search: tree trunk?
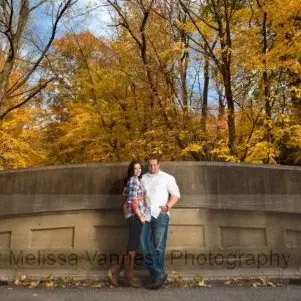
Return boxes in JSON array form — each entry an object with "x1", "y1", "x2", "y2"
[
  {"x1": 0, "y1": 0, "x2": 30, "y2": 107},
  {"x1": 262, "y1": 11, "x2": 271, "y2": 118},
  {"x1": 217, "y1": 85, "x2": 225, "y2": 139},
  {"x1": 222, "y1": 68, "x2": 236, "y2": 155},
  {"x1": 201, "y1": 53, "x2": 209, "y2": 132}
]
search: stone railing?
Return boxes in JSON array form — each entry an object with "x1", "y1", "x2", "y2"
[{"x1": 0, "y1": 162, "x2": 300, "y2": 279}]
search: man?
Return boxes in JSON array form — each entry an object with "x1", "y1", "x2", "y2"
[{"x1": 140, "y1": 157, "x2": 180, "y2": 289}]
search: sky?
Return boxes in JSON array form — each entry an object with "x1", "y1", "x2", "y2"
[
  {"x1": 7, "y1": 0, "x2": 114, "y2": 88},
  {"x1": 59, "y1": 0, "x2": 114, "y2": 38},
  {"x1": 18, "y1": 0, "x2": 217, "y2": 106},
  {"x1": 29, "y1": 0, "x2": 114, "y2": 46},
  {"x1": 78, "y1": 0, "x2": 113, "y2": 37}
]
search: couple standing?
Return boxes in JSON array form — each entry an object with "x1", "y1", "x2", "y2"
[{"x1": 107, "y1": 157, "x2": 180, "y2": 289}]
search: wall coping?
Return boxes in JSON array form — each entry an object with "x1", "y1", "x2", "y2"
[
  {"x1": 0, "y1": 161, "x2": 301, "y2": 175},
  {"x1": 0, "y1": 162, "x2": 300, "y2": 217}
]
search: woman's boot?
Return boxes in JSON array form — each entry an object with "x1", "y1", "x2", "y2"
[
  {"x1": 107, "y1": 254, "x2": 123, "y2": 286},
  {"x1": 124, "y1": 251, "x2": 142, "y2": 288}
]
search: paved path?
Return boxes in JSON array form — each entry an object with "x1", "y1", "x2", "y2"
[{"x1": 1, "y1": 285, "x2": 301, "y2": 301}]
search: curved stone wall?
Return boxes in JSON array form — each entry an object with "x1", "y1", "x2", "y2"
[{"x1": 0, "y1": 162, "x2": 300, "y2": 279}]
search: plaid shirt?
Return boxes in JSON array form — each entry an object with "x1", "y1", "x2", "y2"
[{"x1": 123, "y1": 176, "x2": 150, "y2": 220}]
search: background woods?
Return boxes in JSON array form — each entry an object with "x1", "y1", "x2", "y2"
[{"x1": 0, "y1": 0, "x2": 300, "y2": 169}]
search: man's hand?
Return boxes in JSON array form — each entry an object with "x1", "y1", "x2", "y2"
[{"x1": 160, "y1": 205, "x2": 169, "y2": 213}]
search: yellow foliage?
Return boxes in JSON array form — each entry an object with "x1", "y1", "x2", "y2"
[
  {"x1": 159, "y1": 42, "x2": 186, "y2": 63},
  {"x1": 2, "y1": 0, "x2": 300, "y2": 169},
  {"x1": 210, "y1": 140, "x2": 240, "y2": 163},
  {"x1": 245, "y1": 141, "x2": 279, "y2": 164},
  {"x1": 0, "y1": 108, "x2": 46, "y2": 170}
]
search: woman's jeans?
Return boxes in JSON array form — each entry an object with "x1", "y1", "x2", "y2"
[{"x1": 140, "y1": 213, "x2": 169, "y2": 280}]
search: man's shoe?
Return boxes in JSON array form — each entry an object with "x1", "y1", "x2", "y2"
[
  {"x1": 146, "y1": 277, "x2": 165, "y2": 290},
  {"x1": 163, "y1": 273, "x2": 168, "y2": 283}
]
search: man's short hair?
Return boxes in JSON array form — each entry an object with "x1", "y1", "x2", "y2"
[{"x1": 147, "y1": 156, "x2": 160, "y2": 164}]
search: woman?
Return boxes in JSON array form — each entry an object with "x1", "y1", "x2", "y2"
[{"x1": 107, "y1": 160, "x2": 150, "y2": 288}]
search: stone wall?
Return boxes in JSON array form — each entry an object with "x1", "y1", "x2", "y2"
[{"x1": 0, "y1": 162, "x2": 300, "y2": 275}]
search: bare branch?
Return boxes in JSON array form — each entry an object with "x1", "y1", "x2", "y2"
[
  {"x1": 30, "y1": 0, "x2": 48, "y2": 12},
  {"x1": 0, "y1": 78, "x2": 54, "y2": 121},
  {"x1": 178, "y1": 0, "x2": 219, "y2": 65},
  {"x1": 7, "y1": 0, "x2": 77, "y2": 95},
  {"x1": 106, "y1": 0, "x2": 143, "y2": 48}
]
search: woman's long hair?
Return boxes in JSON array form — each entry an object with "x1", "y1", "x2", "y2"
[{"x1": 124, "y1": 160, "x2": 142, "y2": 185}]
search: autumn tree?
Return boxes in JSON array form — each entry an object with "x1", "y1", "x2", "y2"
[
  {"x1": 2, "y1": 0, "x2": 299, "y2": 169},
  {"x1": 175, "y1": 0, "x2": 243, "y2": 156},
  {"x1": 0, "y1": 0, "x2": 77, "y2": 122}
]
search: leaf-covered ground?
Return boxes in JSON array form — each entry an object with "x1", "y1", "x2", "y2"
[{"x1": 5, "y1": 272, "x2": 287, "y2": 289}]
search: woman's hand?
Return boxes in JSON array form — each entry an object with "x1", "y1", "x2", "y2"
[
  {"x1": 122, "y1": 202, "x2": 128, "y2": 215},
  {"x1": 137, "y1": 195, "x2": 144, "y2": 202},
  {"x1": 139, "y1": 215, "x2": 146, "y2": 223}
]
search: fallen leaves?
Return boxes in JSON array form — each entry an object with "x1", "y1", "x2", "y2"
[
  {"x1": 28, "y1": 280, "x2": 40, "y2": 289},
  {"x1": 11, "y1": 275, "x2": 111, "y2": 289},
  {"x1": 164, "y1": 272, "x2": 212, "y2": 288},
  {"x1": 10, "y1": 273, "x2": 285, "y2": 289},
  {"x1": 223, "y1": 276, "x2": 282, "y2": 287},
  {"x1": 164, "y1": 273, "x2": 284, "y2": 288}
]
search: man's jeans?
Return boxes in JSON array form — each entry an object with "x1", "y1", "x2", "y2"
[{"x1": 140, "y1": 213, "x2": 169, "y2": 280}]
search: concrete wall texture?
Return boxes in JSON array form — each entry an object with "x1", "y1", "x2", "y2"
[{"x1": 0, "y1": 162, "x2": 300, "y2": 275}]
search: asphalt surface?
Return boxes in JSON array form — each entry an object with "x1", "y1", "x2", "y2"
[{"x1": 1, "y1": 285, "x2": 301, "y2": 301}]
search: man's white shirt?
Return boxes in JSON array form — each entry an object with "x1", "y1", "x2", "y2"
[{"x1": 141, "y1": 170, "x2": 180, "y2": 219}]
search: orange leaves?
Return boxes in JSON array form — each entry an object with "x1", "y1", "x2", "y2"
[
  {"x1": 53, "y1": 32, "x2": 112, "y2": 61},
  {"x1": 1, "y1": 0, "x2": 300, "y2": 168},
  {"x1": 0, "y1": 106, "x2": 46, "y2": 170}
]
